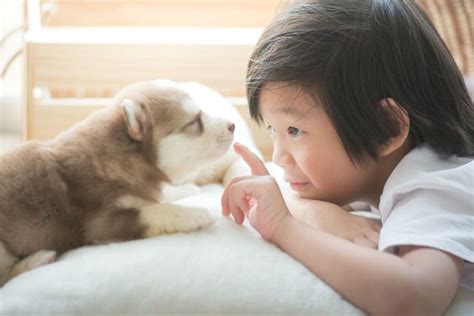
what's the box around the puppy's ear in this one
[121,98,147,142]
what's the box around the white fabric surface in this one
[1,166,473,314]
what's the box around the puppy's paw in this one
[8,250,57,281]
[172,207,215,233]
[141,203,215,236]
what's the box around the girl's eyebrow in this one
[276,106,305,117]
[274,106,315,123]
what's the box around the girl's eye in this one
[287,126,302,137]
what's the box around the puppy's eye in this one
[266,125,276,136]
[182,114,203,135]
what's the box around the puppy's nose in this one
[228,123,235,133]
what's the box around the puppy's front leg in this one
[160,183,201,203]
[139,203,215,237]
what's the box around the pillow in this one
[1,165,472,314]
[0,183,361,314]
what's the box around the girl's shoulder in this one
[378,144,473,220]
[382,144,473,196]
[377,145,473,278]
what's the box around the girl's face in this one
[259,83,380,206]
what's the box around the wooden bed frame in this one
[24,0,281,160]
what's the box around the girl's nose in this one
[272,142,294,168]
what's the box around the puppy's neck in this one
[49,105,167,206]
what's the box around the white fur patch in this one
[157,111,233,184]
[160,183,201,203]
[181,98,200,114]
[115,195,155,209]
[176,82,261,184]
[139,203,214,236]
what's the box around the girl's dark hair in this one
[247,0,474,164]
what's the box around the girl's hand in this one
[221,143,291,241]
[285,196,381,248]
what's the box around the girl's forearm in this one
[271,216,436,315]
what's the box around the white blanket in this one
[1,183,473,314]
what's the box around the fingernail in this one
[234,142,247,150]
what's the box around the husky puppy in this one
[0,80,235,285]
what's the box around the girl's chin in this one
[294,188,338,203]
[295,190,319,199]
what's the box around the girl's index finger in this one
[233,142,269,176]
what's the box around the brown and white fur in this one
[179,82,258,185]
[0,79,236,286]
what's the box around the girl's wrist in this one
[270,214,299,247]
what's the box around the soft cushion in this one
[0,166,472,314]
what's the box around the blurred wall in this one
[0,0,24,133]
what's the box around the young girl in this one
[221,0,473,314]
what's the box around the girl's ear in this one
[378,98,410,157]
[121,98,148,142]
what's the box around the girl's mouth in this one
[290,182,310,192]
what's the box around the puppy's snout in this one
[228,123,235,133]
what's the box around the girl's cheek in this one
[304,158,336,187]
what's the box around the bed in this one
[1,163,472,315]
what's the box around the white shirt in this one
[377,144,474,290]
